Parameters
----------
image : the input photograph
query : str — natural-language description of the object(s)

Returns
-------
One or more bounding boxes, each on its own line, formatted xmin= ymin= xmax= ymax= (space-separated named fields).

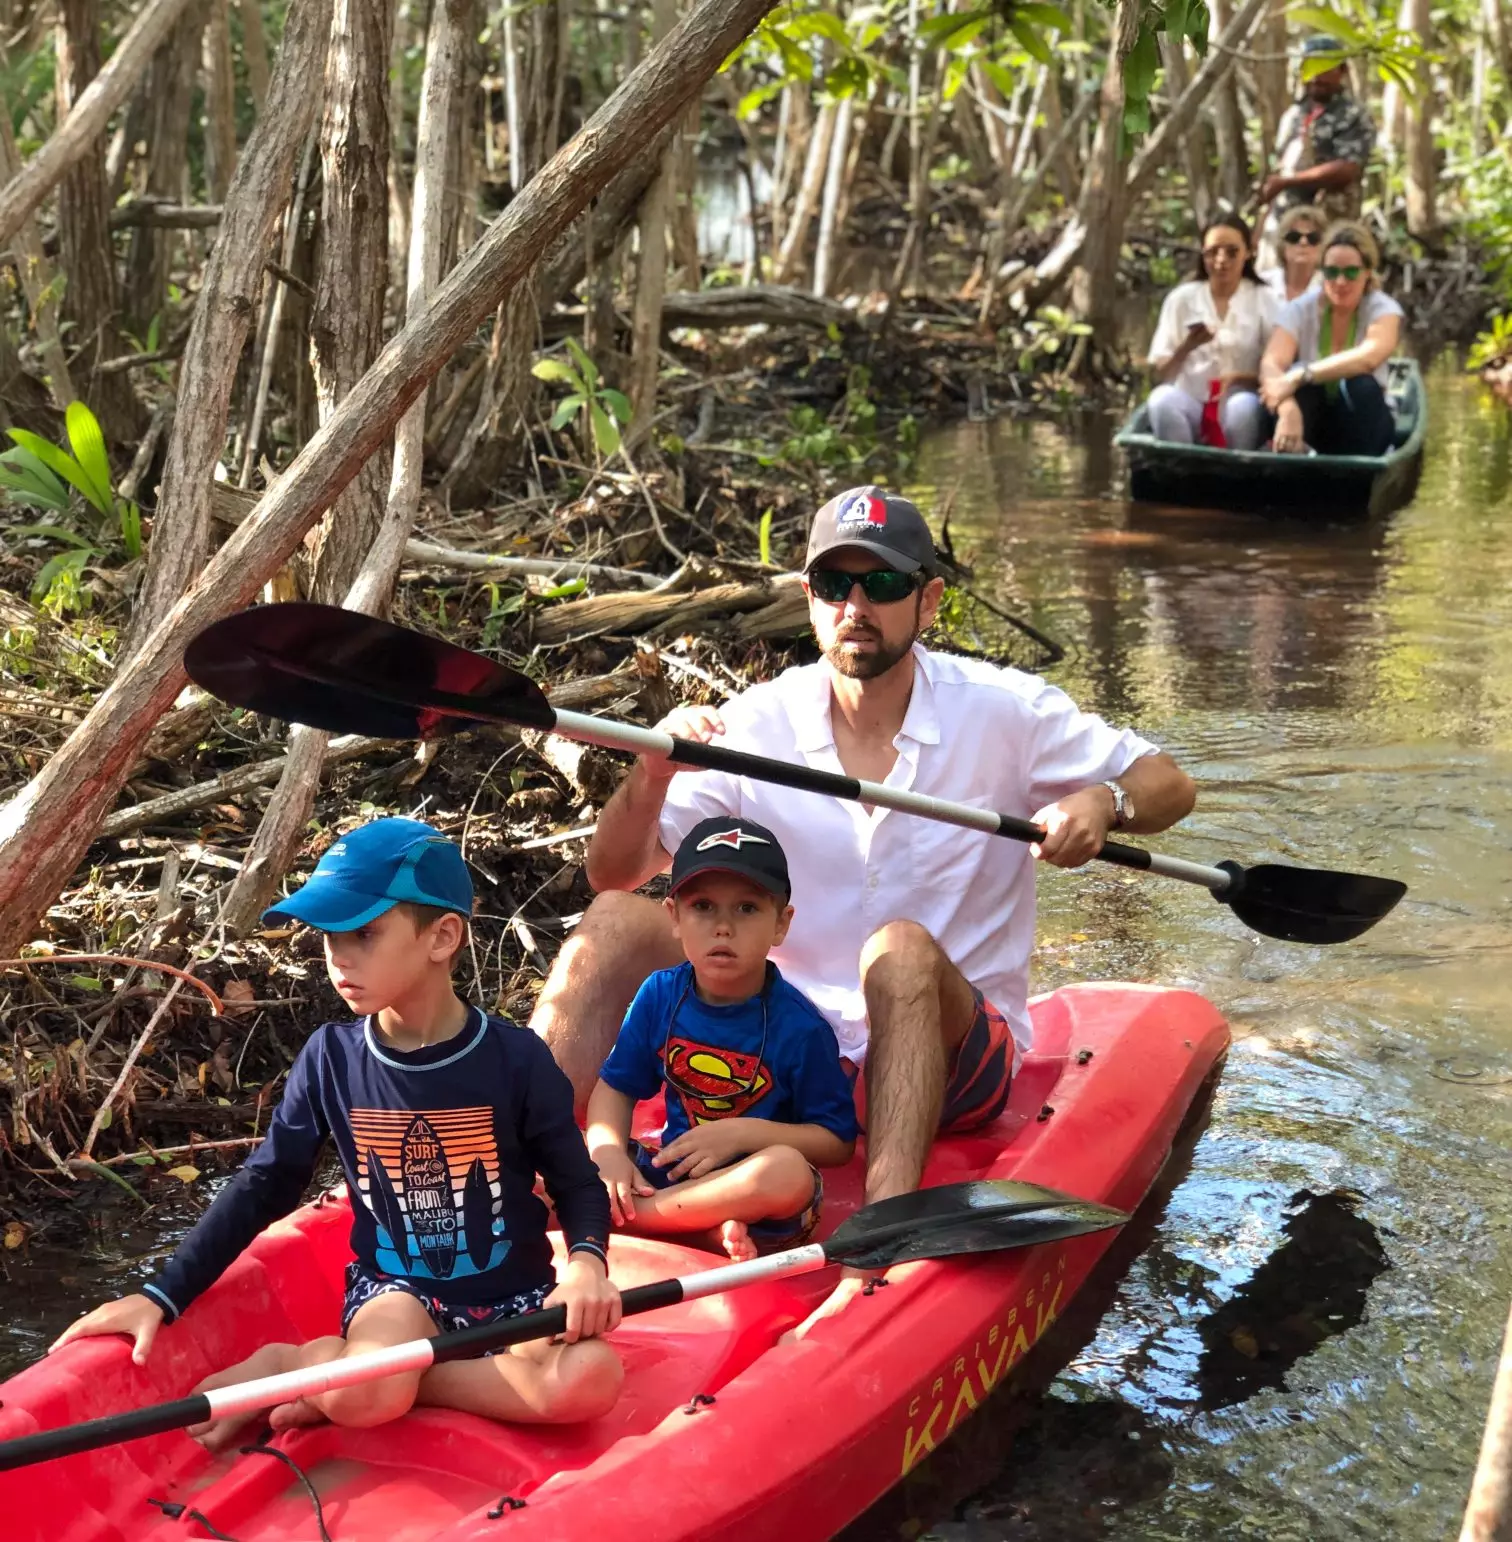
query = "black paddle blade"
xmin=1219 ymin=860 xmax=1407 ymax=945
xmin=184 ymin=603 xmax=555 ymax=740
xmin=823 ymin=1180 xmax=1128 ymax=1270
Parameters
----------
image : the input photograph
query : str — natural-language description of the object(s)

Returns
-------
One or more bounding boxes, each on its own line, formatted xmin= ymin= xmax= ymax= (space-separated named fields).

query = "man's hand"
xmin=1029 ymin=787 xmax=1116 ymax=868
xmin=546 ymin=1253 xmax=622 ymax=1342
xmin=591 ymin=1143 xmax=654 ymax=1227
xmin=1260 ymin=172 xmax=1291 ymax=204
xmin=654 ymin=1119 xmax=754 ymax=1182
xmin=640 ymin=704 xmax=727 ymax=786
xmin=49 ymin=1293 xmax=165 ymax=1366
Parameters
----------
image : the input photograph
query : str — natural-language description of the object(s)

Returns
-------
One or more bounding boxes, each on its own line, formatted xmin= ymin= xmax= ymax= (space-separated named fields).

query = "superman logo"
xmin=663 ymin=1036 xmax=772 ymax=1122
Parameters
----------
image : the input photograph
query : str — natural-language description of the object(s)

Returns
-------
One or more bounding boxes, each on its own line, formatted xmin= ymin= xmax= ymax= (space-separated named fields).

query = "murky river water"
xmin=3 ymin=361 xmax=1510 ymax=1540
xmin=882 ymin=357 xmax=1512 ymax=1540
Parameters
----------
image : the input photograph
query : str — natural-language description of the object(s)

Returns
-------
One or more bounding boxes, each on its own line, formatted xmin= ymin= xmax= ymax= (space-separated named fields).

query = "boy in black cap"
xmin=586 ymin=818 xmax=858 ymax=1262
xmin=53 ymin=817 xmax=622 ymax=1442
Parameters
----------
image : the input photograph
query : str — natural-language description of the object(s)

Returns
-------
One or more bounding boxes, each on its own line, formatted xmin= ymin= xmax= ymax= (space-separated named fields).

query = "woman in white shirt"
xmin=1144 ymin=214 xmax=1278 ymax=451
xmin=1258 ymin=205 xmax=1325 ymax=303
xmin=1259 ymin=221 xmax=1404 ymax=457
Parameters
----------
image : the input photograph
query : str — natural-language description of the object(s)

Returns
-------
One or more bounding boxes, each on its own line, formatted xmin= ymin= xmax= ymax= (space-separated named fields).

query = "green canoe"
xmin=1115 ymin=357 xmax=1427 ymax=519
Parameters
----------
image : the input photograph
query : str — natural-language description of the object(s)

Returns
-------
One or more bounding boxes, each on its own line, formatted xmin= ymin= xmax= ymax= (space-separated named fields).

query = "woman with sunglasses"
xmin=1258 ymin=206 xmax=1325 ymax=303
xmin=1144 ymin=214 xmax=1277 ymax=452
xmin=1259 ymin=221 xmax=1403 ymax=457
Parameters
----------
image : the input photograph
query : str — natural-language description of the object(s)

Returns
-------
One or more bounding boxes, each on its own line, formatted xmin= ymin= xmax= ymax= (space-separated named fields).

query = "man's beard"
xmin=823 ymin=617 xmax=920 ymax=680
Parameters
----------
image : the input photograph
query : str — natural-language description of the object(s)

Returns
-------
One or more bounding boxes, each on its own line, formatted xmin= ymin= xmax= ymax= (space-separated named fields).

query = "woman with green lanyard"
xmin=1259 ymin=222 xmax=1403 ymax=457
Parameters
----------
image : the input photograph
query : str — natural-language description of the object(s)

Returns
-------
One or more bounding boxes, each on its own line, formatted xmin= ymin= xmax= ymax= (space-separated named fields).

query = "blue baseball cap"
xmin=263 ymin=817 xmax=473 ymax=931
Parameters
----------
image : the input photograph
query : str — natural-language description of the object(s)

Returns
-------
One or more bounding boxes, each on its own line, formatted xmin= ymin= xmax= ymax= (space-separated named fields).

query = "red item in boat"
xmin=1200 ymin=380 xmax=1227 ymax=448
xmin=0 ymin=983 xmax=1229 ymax=1542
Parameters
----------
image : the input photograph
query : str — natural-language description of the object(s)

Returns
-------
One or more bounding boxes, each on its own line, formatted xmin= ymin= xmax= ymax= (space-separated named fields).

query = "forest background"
xmin=0 ymin=0 xmax=1507 ymax=1188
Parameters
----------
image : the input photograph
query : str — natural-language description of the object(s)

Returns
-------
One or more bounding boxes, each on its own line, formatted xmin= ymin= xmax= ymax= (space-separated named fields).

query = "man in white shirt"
xmin=533 ymin=486 xmax=1196 ymax=1230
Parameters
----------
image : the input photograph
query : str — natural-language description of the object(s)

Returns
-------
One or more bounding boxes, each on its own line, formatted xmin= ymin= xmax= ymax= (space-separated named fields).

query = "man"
xmin=1258 ymin=35 xmax=1376 ymax=267
xmin=534 ymin=482 xmax=1195 ymax=1242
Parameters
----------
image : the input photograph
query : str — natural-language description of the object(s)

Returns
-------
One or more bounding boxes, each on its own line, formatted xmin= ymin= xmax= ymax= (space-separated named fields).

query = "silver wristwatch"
xmin=1102 ymin=780 xmax=1135 ymax=829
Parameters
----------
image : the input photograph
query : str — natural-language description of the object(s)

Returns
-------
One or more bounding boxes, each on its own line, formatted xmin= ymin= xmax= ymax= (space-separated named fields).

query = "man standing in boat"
xmin=1257 ymin=35 xmax=1376 ymax=268
xmin=532 ymin=487 xmax=1196 ymax=1316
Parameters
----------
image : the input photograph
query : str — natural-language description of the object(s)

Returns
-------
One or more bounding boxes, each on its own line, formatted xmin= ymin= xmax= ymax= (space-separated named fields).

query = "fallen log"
xmin=530 ymin=571 xmax=804 ymax=645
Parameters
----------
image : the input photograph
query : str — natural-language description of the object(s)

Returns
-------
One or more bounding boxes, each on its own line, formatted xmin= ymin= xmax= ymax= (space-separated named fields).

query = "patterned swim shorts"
xmin=341 ymin=1261 xmax=551 ymax=1352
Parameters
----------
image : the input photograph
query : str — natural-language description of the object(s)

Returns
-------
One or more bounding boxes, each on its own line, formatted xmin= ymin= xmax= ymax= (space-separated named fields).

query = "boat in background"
xmin=0 ymin=983 xmax=1229 ymax=1542
xmin=1116 ymin=357 xmax=1426 ymax=519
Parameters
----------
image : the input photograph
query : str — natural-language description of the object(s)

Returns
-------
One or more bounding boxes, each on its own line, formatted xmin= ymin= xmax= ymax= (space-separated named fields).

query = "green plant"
xmin=758 ymin=507 xmax=774 ymax=565
xmin=1015 ymin=304 xmax=1092 ymax=375
xmin=532 ymin=338 xmax=632 ymax=460
xmin=1468 ymin=313 xmax=1512 ymax=375
xmin=0 ymin=402 xmax=139 ymax=616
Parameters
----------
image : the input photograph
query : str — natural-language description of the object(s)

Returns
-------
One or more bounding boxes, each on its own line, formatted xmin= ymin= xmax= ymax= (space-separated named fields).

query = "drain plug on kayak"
xmin=1037 ymin=1105 xmax=1055 ymax=1122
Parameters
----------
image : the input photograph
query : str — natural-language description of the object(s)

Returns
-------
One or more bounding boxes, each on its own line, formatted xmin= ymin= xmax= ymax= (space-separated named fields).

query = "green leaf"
xmin=771 ymin=30 xmax=813 ymax=83
xmin=549 ymin=396 xmax=584 ymax=430
xmin=795 ymin=10 xmax=848 ymax=48
xmin=758 ymin=507 xmax=773 ymax=567
xmin=1185 ymin=0 xmax=1209 ymax=52
xmin=1008 ymin=18 xmax=1054 ymax=65
xmin=1122 ymin=96 xmax=1152 ymax=135
xmin=1011 ymin=2 xmax=1070 ymax=28
xmin=1164 ymin=0 xmax=1189 ymax=42
xmin=565 ymin=336 xmax=599 ymax=389
xmin=6 ymin=429 xmax=101 ymax=518
xmin=918 ymin=9 xmax=991 ymax=47
xmin=120 ymin=499 xmax=142 ymax=560
xmin=64 ymin=401 xmax=113 ymax=516
xmin=943 ymin=55 xmax=970 ymax=101
xmin=1289 ymin=7 xmax=1362 ymax=45
xmin=146 ymin=313 xmax=160 ymax=353
xmin=1124 ymin=22 xmax=1160 ymax=104
xmin=8 ymin=522 xmax=94 ymax=547
xmin=0 ymin=470 xmax=69 ymax=512
xmin=824 ymin=56 xmax=870 ymax=98
xmin=30 ymin=545 xmax=90 ymax=605
xmin=532 ymin=357 xmax=584 ymax=388
xmin=0 ymin=446 xmax=70 ymax=510
xmin=590 ymin=400 xmax=620 ymax=458
xmin=736 ymin=78 xmax=787 ymax=119
xmin=600 ymin=387 xmax=633 ymax=425
xmin=539 ymin=577 xmax=587 ymax=600
xmin=979 ymin=58 xmax=1018 ymax=98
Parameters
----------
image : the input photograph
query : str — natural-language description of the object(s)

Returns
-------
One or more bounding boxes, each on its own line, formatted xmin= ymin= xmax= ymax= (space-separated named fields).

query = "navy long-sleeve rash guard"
xmin=143 ymin=1008 xmax=610 ymax=1323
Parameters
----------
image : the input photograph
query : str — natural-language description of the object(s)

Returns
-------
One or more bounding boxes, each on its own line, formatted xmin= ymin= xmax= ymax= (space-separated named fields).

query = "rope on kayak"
xmin=238 ymin=1442 xmax=334 ymax=1542
xmin=146 ymin=1498 xmax=239 ymax=1540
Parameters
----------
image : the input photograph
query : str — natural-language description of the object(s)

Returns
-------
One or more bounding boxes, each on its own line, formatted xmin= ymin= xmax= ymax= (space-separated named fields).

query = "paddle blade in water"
xmin=184 ymin=603 xmax=555 ymax=740
xmin=1221 ymin=862 xmax=1407 ymax=945
xmin=823 ymin=1179 xmax=1128 ymax=1271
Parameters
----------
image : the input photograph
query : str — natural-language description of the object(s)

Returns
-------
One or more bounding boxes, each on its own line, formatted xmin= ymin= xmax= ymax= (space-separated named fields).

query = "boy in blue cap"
xmin=586 ymin=817 xmax=858 ymax=1262
xmin=52 ymin=817 xmax=622 ymax=1444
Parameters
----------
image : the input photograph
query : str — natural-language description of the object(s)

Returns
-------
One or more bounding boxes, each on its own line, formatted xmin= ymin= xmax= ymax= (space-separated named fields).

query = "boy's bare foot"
xmin=718 ymin=1220 xmax=757 ymax=1263
xmin=186 ymin=1344 xmax=297 ymax=1451
xmin=778 ymin=1269 xmax=874 ymax=1345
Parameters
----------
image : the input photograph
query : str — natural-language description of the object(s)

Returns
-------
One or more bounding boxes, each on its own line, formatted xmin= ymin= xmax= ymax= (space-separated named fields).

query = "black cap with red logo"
xmin=804 ymin=485 xmax=939 ymax=577
xmin=669 ymin=817 xmax=791 ymax=901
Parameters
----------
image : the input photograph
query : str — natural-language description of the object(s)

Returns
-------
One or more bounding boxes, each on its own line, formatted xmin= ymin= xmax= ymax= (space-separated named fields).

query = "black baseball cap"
xmin=669 ymin=817 xmax=791 ymax=902
xmin=804 ymin=485 xmax=939 ymax=578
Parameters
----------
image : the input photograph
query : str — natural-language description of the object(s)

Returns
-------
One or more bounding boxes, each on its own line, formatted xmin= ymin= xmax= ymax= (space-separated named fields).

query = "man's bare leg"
xmin=858 ymin=919 xmax=978 ymax=1206
xmin=530 ymin=890 xmax=682 ymax=1114
xmin=783 ymin=921 xmax=975 ymax=1342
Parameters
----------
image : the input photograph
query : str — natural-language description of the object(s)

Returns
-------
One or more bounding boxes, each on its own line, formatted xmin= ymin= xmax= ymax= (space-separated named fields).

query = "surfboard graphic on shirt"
xmin=350 ymin=1107 xmax=509 ymax=1280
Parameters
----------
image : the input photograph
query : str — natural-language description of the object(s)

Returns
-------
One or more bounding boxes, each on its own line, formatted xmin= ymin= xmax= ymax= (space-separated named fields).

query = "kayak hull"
xmin=1115 ymin=357 xmax=1426 ymax=520
xmin=0 ymin=983 xmax=1229 ymax=1542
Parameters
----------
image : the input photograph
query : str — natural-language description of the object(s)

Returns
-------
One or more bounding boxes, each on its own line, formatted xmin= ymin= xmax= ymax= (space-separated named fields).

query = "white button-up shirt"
xmin=1148 ymin=278 xmax=1279 ymax=404
xmin=659 ymin=646 xmax=1158 ymax=1064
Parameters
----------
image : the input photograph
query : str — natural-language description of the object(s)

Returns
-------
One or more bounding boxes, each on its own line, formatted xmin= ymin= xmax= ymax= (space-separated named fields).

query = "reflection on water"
xmin=887 ymin=358 xmax=1512 ymax=1540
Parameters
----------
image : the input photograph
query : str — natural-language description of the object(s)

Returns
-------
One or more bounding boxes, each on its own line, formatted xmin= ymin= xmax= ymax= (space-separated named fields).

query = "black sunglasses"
xmin=808 ymin=567 xmax=922 ymax=605
xmin=1284 ymin=229 xmax=1323 ymax=246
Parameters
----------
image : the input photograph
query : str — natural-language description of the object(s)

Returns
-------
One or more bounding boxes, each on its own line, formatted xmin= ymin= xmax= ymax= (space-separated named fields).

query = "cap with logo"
xmin=263 ymin=816 xmax=474 ymax=931
xmin=804 ymin=485 xmax=938 ymax=577
xmin=669 ymin=817 xmax=791 ymax=902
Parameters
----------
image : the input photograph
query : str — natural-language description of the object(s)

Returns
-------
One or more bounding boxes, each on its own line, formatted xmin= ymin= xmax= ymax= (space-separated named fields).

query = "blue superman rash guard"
xmin=143 ymin=1009 xmax=610 ymax=1323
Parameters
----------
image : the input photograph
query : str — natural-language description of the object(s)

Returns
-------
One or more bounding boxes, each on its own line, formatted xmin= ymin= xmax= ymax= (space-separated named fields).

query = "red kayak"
xmin=0 ymin=982 xmax=1227 ymax=1541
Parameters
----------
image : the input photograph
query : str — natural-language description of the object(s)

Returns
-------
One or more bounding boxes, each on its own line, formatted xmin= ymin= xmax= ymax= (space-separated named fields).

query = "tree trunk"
xmin=1037 ymin=76 xmax=1080 ymax=205
xmin=123 ymin=0 xmax=208 ymax=331
xmin=1403 ymin=0 xmax=1438 ymax=244
xmin=1069 ymin=0 xmax=1139 ymax=341
xmin=201 ymin=0 xmax=238 ymax=199
xmin=772 ymin=98 xmax=832 ymax=285
xmin=811 ymin=93 xmax=853 ymax=298
xmin=1252 ymin=0 xmax=1288 ymax=158
xmin=221 ymin=0 xmax=466 ymax=934
xmin=239 ymin=0 xmax=271 ymax=107
xmin=306 ymin=0 xmax=394 ymax=604
xmin=1162 ymin=33 xmax=1213 ymax=228
xmin=0 ymin=0 xmax=785 ymax=960
xmin=129 ymin=0 xmax=332 ymax=650
xmin=628 ymin=0 xmax=678 ymax=446
xmin=1380 ymin=0 xmax=1411 ymax=167
xmin=1209 ymin=0 xmax=1249 ymax=209
xmin=51 ymin=0 xmax=144 ymax=440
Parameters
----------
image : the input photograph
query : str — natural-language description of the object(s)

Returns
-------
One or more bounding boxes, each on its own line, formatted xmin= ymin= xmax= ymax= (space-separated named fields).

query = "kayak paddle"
xmin=0 ymin=1179 xmax=1123 ymax=1471
xmin=182 ymin=602 xmax=1407 ymax=944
